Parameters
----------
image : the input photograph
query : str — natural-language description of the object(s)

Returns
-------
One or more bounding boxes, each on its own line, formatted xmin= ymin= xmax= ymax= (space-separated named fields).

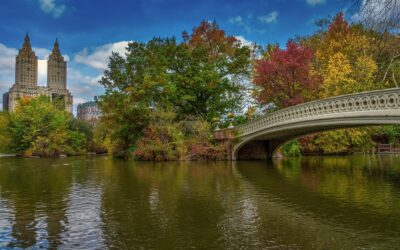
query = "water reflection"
xmin=0 ymin=157 xmax=72 ymax=248
xmin=0 ymin=155 xmax=400 ymax=249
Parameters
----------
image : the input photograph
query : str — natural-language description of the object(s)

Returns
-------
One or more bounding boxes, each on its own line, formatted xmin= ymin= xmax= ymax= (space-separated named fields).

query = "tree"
xmin=173 ymin=21 xmax=252 ymax=120
xmin=133 ymin=110 xmax=186 ymax=161
xmin=297 ymin=13 xmax=381 ymax=154
xmin=99 ymin=21 xmax=252 ymax=157
xmin=309 ymin=128 xmax=376 ymax=154
xmin=315 ymin=12 xmax=372 ymax=72
xmin=363 ymin=25 xmax=400 ymax=89
xmin=253 ymin=40 xmax=321 ymax=109
xmin=322 ymin=52 xmax=356 ymax=96
xmin=316 ymin=13 xmax=379 ymax=98
xmin=0 ymin=111 xmax=11 ymax=153
xmin=99 ymin=38 xmax=176 ymax=157
xmin=7 ymin=96 xmax=87 ymax=157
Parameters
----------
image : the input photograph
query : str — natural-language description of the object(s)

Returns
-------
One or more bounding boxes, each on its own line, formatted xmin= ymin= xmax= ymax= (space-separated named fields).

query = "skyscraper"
xmin=2 ymin=34 xmax=73 ymax=112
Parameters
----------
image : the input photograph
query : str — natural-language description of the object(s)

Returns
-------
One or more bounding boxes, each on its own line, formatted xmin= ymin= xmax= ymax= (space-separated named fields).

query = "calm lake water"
xmin=1 ymin=155 xmax=400 ymax=249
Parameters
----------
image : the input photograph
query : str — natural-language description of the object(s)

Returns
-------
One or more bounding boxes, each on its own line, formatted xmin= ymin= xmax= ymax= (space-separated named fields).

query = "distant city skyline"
xmin=0 ymin=0 xmax=352 ymax=113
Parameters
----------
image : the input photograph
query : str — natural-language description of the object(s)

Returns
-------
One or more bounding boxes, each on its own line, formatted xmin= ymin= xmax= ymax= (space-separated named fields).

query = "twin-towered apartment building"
xmin=2 ymin=34 xmax=73 ymax=112
xmin=3 ymin=34 xmax=102 ymax=124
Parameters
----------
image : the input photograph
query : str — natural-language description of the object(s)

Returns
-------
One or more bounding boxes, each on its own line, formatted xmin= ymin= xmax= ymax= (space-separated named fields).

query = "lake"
xmin=0 ymin=155 xmax=400 ymax=249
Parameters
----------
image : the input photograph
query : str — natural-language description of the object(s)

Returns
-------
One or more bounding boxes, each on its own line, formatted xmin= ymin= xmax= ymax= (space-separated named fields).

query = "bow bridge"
xmin=214 ymin=88 xmax=400 ymax=160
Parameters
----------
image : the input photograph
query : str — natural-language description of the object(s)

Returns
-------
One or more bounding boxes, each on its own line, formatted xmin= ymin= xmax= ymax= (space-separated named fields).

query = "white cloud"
xmin=228 ymin=15 xmax=266 ymax=34
xmin=235 ymin=36 xmax=254 ymax=47
xmin=33 ymin=47 xmax=51 ymax=59
xmin=38 ymin=0 xmax=66 ymax=18
xmin=68 ymin=69 xmax=104 ymax=115
xmin=306 ymin=0 xmax=326 ymax=6
xmin=74 ymin=41 xmax=130 ymax=71
xmin=38 ymin=60 xmax=47 ymax=85
xmin=228 ymin=16 xmax=244 ymax=25
xmin=74 ymin=97 xmax=88 ymax=105
xmin=258 ymin=11 xmax=279 ymax=24
xmin=0 ymin=43 xmax=17 ymax=104
xmin=0 ymin=43 xmax=17 ymax=75
xmin=69 ymin=68 xmax=102 ymax=88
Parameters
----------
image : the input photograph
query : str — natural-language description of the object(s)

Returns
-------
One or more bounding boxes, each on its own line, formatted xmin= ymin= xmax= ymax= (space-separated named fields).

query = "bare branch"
xmin=345 ymin=0 xmax=400 ymax=32
xmin=393 ymin=71 xmax=399 ymax=87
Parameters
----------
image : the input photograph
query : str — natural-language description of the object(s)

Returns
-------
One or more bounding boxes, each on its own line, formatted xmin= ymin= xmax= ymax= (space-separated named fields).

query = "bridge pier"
xmin=235 ymin=140 xmax=283 ymax=160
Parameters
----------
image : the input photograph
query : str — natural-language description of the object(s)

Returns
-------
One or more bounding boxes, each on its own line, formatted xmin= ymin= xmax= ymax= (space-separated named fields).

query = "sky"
xmin=0 ymin=0 xmax=351 ymax=113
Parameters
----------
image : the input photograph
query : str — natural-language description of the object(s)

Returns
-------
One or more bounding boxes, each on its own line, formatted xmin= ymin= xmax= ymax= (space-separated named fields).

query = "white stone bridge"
xmin=213 ymin=88 xmax=400 ymax=160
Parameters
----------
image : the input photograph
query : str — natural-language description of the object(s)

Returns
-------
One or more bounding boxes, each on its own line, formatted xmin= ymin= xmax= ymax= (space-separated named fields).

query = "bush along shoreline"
xmin=0 ymin=96 xmax=95 ymax=158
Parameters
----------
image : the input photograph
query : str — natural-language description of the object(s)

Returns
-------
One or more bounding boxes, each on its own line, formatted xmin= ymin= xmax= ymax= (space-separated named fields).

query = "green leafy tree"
xmin=99 ymin=38 xmax=175 ymax=157
xmin=99 ymin=21 xmax=251 ymax=158
xmin=0 ymin=111 xmax=11 ymax=153
xmin=175 ymin=21 xmax=252 ymax=120
xmin=7 ymin=96 xmax=87 ymax=157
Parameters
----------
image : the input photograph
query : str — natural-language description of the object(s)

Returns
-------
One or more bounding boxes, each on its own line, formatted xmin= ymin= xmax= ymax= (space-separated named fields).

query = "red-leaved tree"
xmin=253 ymin=41 xmax=321 ymax=109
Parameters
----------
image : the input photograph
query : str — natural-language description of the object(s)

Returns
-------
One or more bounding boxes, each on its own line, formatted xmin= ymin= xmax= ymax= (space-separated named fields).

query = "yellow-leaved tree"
xmin=322 ymin=52 xmax=356 ymax=96
xmin=317 ymin=12 xmax=379 ymax=97
xmin=304 ymin=13 xmax=380 ymax=154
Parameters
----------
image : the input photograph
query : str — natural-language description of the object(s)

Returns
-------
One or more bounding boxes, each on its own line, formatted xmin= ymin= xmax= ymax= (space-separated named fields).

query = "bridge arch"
xmin=233 ymin=115 xmax=400 ymax=160
xmin=213 ymin=88 xmax=400 ymax=160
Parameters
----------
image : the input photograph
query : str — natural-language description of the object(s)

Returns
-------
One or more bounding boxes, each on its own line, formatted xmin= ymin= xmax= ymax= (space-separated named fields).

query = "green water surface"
xmin=0 ymin=155 xmax=400 ymax=249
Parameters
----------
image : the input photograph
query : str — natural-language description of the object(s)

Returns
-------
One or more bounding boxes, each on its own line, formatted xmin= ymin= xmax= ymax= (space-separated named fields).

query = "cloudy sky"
xmin=0 ymin=0 xmax=347 ymax=113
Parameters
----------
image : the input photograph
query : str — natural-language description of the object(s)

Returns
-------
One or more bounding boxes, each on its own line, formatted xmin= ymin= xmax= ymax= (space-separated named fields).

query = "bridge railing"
xmin=214 ymin=88 xmax=400 ymax=139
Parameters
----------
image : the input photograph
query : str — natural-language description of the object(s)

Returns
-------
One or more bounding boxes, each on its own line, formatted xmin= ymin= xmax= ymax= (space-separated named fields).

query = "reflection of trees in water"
xmin=235 ymin=157 xmax=400 ymax=242
xmin=0 ymin=158 xmax=72 ymax=248
xmin=0 ymin=156 xmax=399 ymax=249
xmin=274 ymin=155 xmax=400 ymax=213
xmin=99 ymin=160 xmax=249 ymax=249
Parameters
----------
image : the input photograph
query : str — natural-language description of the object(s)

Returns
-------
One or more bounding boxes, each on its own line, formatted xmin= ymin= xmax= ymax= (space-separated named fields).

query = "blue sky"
xmin=0 ymin=0 xmax=348 ymax=113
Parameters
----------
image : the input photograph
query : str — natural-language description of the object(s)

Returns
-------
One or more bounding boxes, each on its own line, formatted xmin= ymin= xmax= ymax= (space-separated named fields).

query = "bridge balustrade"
xmin=215 ymin=88 xmax=400 ymax=140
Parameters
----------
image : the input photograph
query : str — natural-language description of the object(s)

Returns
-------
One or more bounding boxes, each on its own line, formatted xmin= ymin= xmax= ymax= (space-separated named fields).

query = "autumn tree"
xmin=185 ymin=20 xmax=239 ymax=60
xmin=99 ymin=21 xmax=252 ymax=158
xmin=315 ymin=12 xmax=380 ymax=96
xmin=133 ymin=110 xmax=186 ymax=161
xmin=322 ymin=52 xmax=378 ymax=96
xmin=7 ymin=96 xmax=87 ymax=157
xmin=341 ymin=0 xmax=400 ymax=88
xmin=174 ymin=21 xmax=252 ymax=120
xmin=297 ymin=13 xmax=381 ymax=155
xmin=253 ymin=40 xmax=321 ymax=109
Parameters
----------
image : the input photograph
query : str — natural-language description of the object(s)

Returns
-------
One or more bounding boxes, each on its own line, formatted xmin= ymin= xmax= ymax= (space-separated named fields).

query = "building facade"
xmin=77 ymin=97 xmax=102 ymax=125
xmin=3 ymin=34 xmax=73 ymax=112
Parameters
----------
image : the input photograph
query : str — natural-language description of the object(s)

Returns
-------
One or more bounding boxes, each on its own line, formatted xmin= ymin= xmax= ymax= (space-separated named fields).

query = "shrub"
xmin=7 ymin=96 xmax=88 ymax=157
xmin=134 ymin=111 xmax=186 ymax=161
xmin=281 ymin=139 xmax=302 ymax=157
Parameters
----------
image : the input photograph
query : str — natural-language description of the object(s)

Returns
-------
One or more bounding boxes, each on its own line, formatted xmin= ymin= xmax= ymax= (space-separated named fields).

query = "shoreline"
xmin=1 ymin=152 xmax=399 ymax=161
xmin=0 ymin=154 xmax=17 ymax=158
